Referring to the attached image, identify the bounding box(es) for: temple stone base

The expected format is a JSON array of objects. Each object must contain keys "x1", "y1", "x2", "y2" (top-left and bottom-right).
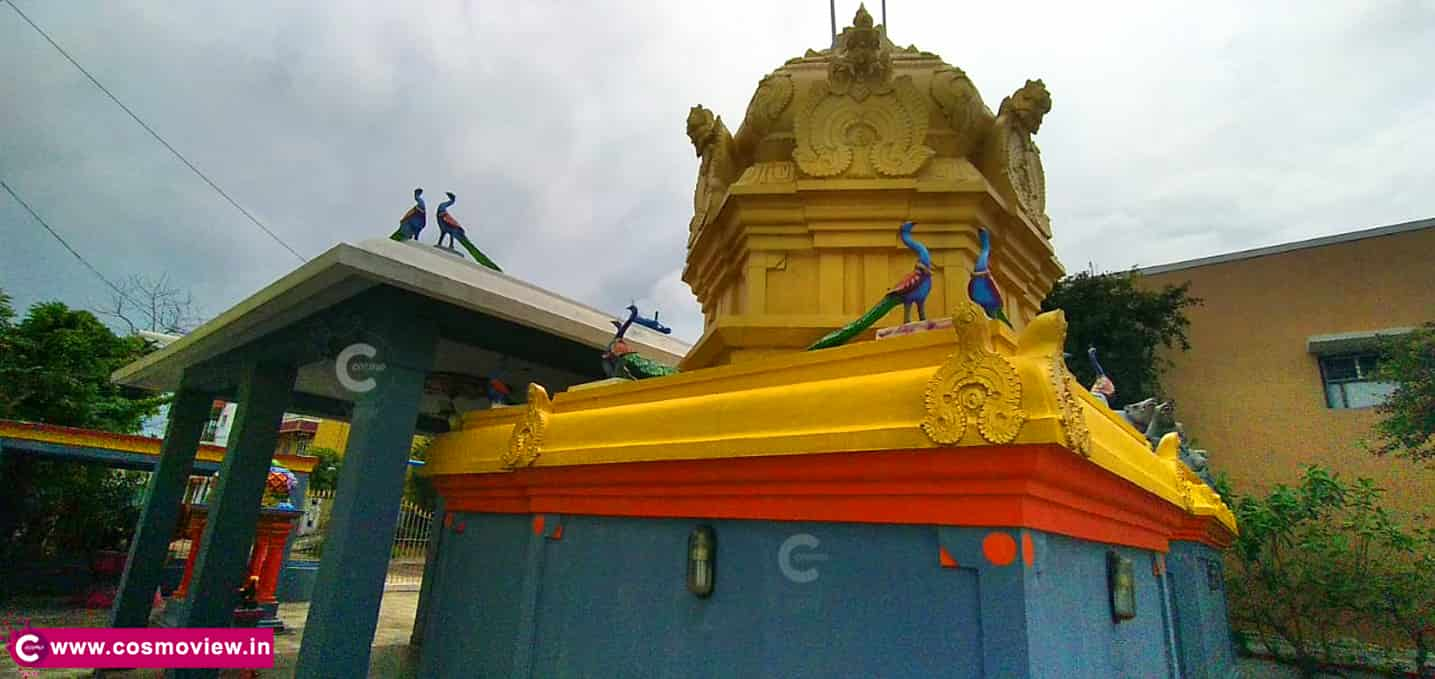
[{"x1": 418, "y1": 513, "x2": 1235, "y2": 678}]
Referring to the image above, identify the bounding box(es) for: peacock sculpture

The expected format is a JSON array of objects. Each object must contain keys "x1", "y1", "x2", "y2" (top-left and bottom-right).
[
  {"x1": 603, "y1": 304, "x2": 680, "y2": 380},
  {"x1": 486, "y1": 375, "x2": 512, "y2": 406},
  {"x1": 967, "y1": 228, "x2": 1012, "y2": 327},
  {"x1": 631, "y1": 308, "x2": 672, "y2": 335},
  {"x1": 1088, "y1": 346, "x2": 1116, "y2": 407},
  {"x1": 390, "y1": 188, "x2": 427, "y2": 241},
  {"x1": 808, "y1": 221, "x2": 933, "y2": 351},
  {"x1": 435, "y1": 192, "x2": 503, "y2": 272}
]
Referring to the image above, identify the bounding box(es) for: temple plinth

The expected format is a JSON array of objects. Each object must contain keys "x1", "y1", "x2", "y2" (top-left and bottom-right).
[{"x1": 681, "y1": 6, "x2": 1063, "y2": 368}]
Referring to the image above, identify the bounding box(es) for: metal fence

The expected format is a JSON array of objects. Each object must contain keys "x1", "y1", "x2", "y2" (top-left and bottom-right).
[
  {"x1": 165, "y1": 486, "x2": 434, "y2": 592},
  {"x1": 292, "y1": 489, "x2": 433, "y2": 591}
]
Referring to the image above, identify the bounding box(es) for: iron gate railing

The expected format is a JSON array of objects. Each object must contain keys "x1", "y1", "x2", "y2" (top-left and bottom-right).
[{"x1": 291, "y1": 490, "x2": 433, "y2": 591}]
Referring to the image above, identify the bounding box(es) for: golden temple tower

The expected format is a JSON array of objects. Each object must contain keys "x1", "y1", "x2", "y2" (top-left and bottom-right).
[{"x1": 682, "y1": 5, "x2": 1064, "y2": 369}]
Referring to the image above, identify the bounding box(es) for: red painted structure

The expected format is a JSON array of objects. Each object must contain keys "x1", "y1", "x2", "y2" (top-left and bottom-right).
[
  {"x1": 433, "y1": 444, "x2": 1235, "y2": 554},
  {"x1": 172, "y1": 506, "x2": 301, "y2": 611}
]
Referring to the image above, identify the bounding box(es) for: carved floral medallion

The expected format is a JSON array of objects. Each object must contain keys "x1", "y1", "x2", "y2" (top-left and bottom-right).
[{"x1": 922, "y1": 304, "x2": 1027, "y2": 445}]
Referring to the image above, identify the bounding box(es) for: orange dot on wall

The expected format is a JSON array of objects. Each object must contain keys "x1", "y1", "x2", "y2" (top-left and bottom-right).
[
  {"x1": 982, "y1": 532, "x2": 1018, "y2": 566},
  {"x1": 532, "y1": 515, "x2": 545, "y2": 536},
  {"x1": 1021, "y1": 532, "x2": 1035, "y2": 567}
]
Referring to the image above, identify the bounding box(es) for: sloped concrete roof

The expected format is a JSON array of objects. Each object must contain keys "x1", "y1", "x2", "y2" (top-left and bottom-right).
[{"x1": 112, "y1": 239, "x2": 689, "y2": 394}]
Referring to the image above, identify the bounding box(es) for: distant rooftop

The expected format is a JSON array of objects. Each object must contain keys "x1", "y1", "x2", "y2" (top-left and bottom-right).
[{"x1": 1137, "y1": 217, "x2": 1434, "y2": 276}]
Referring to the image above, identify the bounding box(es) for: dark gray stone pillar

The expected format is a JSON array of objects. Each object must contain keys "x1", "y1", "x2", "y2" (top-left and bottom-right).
[
  {"x1": 111, "y1": 386, "x2": 213, "y2": 628},
  {"x1": 295, "y1": 311, "x2": 437, "y2": 678},
  {"x1": 170, "y1": 360, "x2": 295, "y2": 679}
]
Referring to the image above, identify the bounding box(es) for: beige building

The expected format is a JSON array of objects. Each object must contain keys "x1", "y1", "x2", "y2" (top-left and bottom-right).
[{"x1": 1138, "y1": 218, "x2": 1434, "y2": 515}]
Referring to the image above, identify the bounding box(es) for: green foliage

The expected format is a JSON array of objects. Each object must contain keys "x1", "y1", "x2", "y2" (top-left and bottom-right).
[
  {"x1": 4, "y1": 460, "x2": 147, "y2": 558},
  {"x1": 0, "y1": 298, "x2": 167, "y2": 431},
  {"x1": 0, "y1": 290, "x2": 167, "y2": 561},
  {"x1": 0, "y1": 289, "x2": 14, "y2": 329},
  {"x1": 305, "y1": 446, "x2": 344, "y2": 493},
  {"x1": 1226, "y1": 466, "x2": 1435, "y2": 677},
  {"x1": 1040, "y1": 268, "x2": 1201, "y2": 406},
  {"x1": 1370, "y1": 322, "x2": 1435, "y2": 463}
]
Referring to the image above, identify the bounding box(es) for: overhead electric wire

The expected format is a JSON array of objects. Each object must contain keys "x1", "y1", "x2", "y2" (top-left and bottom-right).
[
  {"x1": 1, "y1": 179, "x2": 144, "y2": 309},
  {"x1": 2, "y1": 0, "x2": 308, "y2": 263}
]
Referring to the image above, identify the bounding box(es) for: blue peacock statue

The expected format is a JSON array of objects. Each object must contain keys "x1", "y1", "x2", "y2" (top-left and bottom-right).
[
  {"x1": 603, "y1": 304, "x2": 680, "y2": 380},
  {"x1": 631, "y1": 307, "x2": 672, "y2": 335},
  {"x1": 807, "y1": 221, "x2": 933, "y2": 351},
  {"x1": 390, "y1": 188, "x2": 426, "y2": 241},
  {"x1": 435, "y1": 192, "x2": 502, "y2": 272},
  {"x1": 967, "y1": 228, "x2": 1012, "y2": 327}
]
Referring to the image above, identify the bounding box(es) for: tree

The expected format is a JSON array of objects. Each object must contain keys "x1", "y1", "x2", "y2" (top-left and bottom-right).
[
  {"x1": 6, "y1": 460, "x2": 147, "y2": 559},
  {"x1": 1040, "y1": 268, "x2": 1202, "y2": 406},
  {"x1": 0, "y1": 289, "x2": 14, "y2": 329},
  {"x1": 1370, "y1": 322, "x2": 1435, "y2": 463},
  {"x1": 305, "y1": 446, "x2": 344, "y2": 493},
  {"x1": 1226, "y1": 466, "x2": 1435, "y2": 677},
  {"x1": 0, "y1": 292, "x2": 167, "y2": 562},
  {"x1": 0, "y1": 297, "x2": 167, "y2": 431},
  {"x1": 95, "y1": 273, "x2": 205, "y2": 335}
]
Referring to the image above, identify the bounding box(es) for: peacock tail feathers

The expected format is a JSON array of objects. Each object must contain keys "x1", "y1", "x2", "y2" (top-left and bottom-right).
[
  {"x1": 807, "y1": 295, "x2": 901, "y2": 351},
  {"x1": 994, "y1": 306, "x2": 1013, "y2": 328},
  {"x1": 454, "y1": 234, "x2": 502, "y2": 272},
  {"x1": 621, "y1": 352, "x2": 680, "y2": 379}
]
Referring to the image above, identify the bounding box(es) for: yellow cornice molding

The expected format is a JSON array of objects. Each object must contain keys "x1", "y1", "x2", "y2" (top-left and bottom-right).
[{"x1": 423, "y1": 302, "x2": 1235, "y2": 533}]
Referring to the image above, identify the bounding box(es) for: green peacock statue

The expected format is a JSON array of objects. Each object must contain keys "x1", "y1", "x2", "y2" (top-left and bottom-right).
[{"x1": 808, "y1": 221, "x2": 933, "y2": 351}]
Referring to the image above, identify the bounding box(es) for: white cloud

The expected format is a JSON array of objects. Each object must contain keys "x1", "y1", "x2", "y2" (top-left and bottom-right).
[{"x1": 2, "y1": 0, "x2": 1432, "y2": 334}]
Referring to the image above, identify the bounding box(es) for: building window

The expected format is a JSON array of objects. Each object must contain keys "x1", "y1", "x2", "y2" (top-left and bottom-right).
[
  {"x1": 295, "y1": 438, "x2": 310, "y2": 456},
  {"x1": 1319, "y1": 353, "x2": 1395, "y2": 409}
]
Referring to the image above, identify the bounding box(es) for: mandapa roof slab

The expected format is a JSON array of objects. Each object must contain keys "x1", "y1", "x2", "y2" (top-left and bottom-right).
[{"x1": 112, "y1": 238, "x2": 690, "y2": 393}]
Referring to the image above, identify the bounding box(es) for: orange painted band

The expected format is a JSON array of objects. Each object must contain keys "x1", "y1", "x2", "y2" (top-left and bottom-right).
[{"x1": 433, "y1": 445, "x2": 1235, "y2": 552}]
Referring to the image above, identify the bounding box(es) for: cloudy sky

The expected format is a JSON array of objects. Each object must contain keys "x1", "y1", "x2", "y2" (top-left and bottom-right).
[{"x1": 3, "y1": 1, "x2": 1432, "y2": 344}]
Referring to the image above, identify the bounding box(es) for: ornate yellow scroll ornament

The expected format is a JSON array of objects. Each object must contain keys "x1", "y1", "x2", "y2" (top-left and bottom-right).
[
  {"x1": 504, "y1": 383, "x2": 552, "y2": 469},
  {"x1": 922, "y1": 302, "x2": 1027, "y2": 445}
]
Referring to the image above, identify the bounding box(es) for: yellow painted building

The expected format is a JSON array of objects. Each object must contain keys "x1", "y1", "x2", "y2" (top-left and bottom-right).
[
  {"x1": 311, "y1": 419, "x2": 426, "y2": 459},
  {"x1": 1139, "y1": 218, "x2": 1435, "y2": 515},
  {"x1": 311, "y1": 419, "x2": 351, "y2": 455}
]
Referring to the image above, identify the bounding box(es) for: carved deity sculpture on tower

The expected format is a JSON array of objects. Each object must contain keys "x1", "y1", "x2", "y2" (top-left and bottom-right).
[
  {"x1": 982, "y1": 79, "x2": 1054, "y2": 235},
  {"x1": 793, "y1": 4, "x2": 934, "y2": 179},
  {"x1": 827, "y1": 4, "x2": 892, "y2": 100},
  {"x1": 686, "y1": 105, "x2": 740, "y2": 241}
]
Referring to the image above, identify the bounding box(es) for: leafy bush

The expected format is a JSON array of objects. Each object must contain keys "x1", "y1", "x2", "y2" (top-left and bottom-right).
[
  {"x1": 1370, "y1": 321, "x2": 1435, "y2": 463},
  {"x1": 305, "y1": 446, "x2": 344, "y2": 493},
  {"x1": 1226, "y1": 466, "x2": 1434, "y2": 677},
  {"x1": 1040, "y1": 268, "x2": 1201, "y2": 406},
  {"x1": 4, "y1": 460, "x2": 147, "y2": 559}
]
